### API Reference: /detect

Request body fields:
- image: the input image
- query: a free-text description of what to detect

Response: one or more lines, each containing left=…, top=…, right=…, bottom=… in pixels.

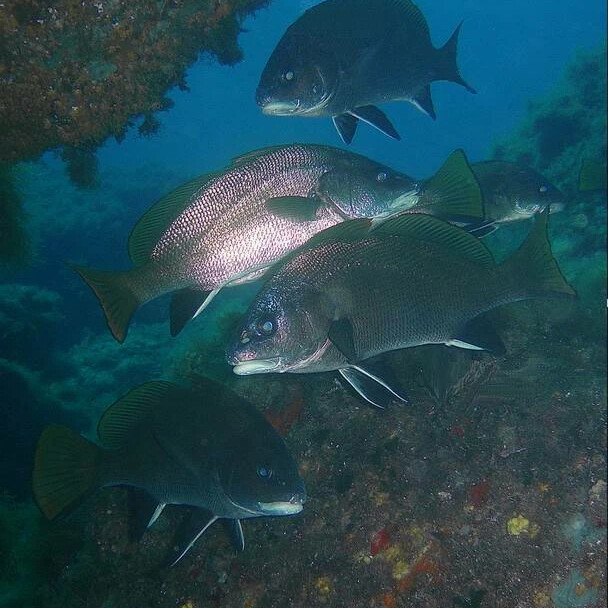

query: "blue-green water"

left=1, top=1, right=606, bottom=606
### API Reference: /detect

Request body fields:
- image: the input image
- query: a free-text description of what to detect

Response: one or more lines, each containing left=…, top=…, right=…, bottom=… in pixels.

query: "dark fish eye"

left=257, top=466, right=273, bottom=479
left=376, top=171, right=389, bottom=182
left=257, top=318, right=275, bottom=336
left=539, top=185, right=548, bottom=193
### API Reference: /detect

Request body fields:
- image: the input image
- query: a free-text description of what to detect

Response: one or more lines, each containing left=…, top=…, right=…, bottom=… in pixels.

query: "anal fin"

left=127, top=488, right=166, bottom=542
left=170, top=287, right=220, bottom=337
left=446, top=317, right=505, bottom=356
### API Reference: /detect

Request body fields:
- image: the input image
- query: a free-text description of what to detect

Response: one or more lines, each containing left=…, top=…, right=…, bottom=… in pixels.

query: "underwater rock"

left=493, top=47, right=606, bottom=197
left=0, top=0, right=269, bottom=165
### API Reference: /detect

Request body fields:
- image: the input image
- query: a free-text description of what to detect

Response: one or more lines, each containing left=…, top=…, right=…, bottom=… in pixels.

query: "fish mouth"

left=233, top=359, right=281, bottom=375
left=257, top=499, right=304, bottom=516
left=261, top=100, right=301, bottom=115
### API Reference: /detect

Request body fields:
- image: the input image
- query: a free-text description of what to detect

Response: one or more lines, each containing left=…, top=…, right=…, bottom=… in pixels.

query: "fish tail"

left=437, top=21, right=476, bottom=94
left=33, top=425, right=102, bottom=520
left=71, top=264, right=142, bottom=343
left=420, top=149, right=484, bottom=222
left=500, top=210, right=576, bottom=299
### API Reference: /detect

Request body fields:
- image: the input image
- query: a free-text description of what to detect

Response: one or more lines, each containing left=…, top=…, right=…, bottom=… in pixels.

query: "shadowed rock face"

left=0, top=0, right=269, bottom=165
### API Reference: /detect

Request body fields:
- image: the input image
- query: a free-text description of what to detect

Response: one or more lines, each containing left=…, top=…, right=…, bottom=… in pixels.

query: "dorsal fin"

left=230, top=145, right=287, bottom=166
left=97, top=381, right=178, bottom=448
left=128, top=173, right=220, bottom=266
left=371, top=213, right=494, bottom=267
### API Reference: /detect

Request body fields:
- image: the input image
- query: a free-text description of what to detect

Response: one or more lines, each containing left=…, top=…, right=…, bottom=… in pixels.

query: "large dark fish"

left=32, top=379, right=305, bottom=565
left=226, top=211, right=575, bottom=407
left=467, top=161, right=565, bottom=234
left=73, top=144, right=482, bottom=342
left=256, top=0, right=475, bottom=143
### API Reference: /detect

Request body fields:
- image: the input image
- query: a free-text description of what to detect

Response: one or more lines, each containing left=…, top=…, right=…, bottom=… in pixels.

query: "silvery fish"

left=467, top=161, right=565, bottom=235
left=227, top=211, right=575, bottom=407
left=73, top=144, right=482, bottom=342
left=256, top=0, right=475, bottom=143
left=33, top=379, right=305, bottom=566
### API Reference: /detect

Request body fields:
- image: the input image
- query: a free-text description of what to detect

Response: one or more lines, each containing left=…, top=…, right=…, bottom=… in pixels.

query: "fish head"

left=513, top=174, right=566, bottom=217
left=495, top=164, right=566, bottom=219
left=227, top=280, right=331, bottom=375
left=216, top=419, right=306, bottom=517
left=256, top=34, right=338, bottom=117
left=317, top=162, right=418, bottom=218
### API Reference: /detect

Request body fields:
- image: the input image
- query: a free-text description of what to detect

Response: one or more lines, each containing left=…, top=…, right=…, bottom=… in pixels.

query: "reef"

left=493, top=46, right=607, bottom=197
left=0, top=0, right=269, bottom=164
left=0, top=0, right=269, bottom=262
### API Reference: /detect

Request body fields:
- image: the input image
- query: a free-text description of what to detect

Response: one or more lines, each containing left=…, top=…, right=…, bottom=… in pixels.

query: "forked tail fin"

left=71, top=264, right=141, bottom=343
left=437, top=21, right=476, bottom=94
left=33, top=425, right=102, bottom=520
left=500, top=210, right=576, bottom=299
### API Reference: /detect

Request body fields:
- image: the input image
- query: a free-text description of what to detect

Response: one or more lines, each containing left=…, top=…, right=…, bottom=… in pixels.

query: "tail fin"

left=500, top=210, right=576, bottom=298
left=420, top=149, right=484, bottom=222
left=71, top=264, right=140, bottom=343
left=33, top=425, right=101, bottom=520
left=437, top=21, right=476, bottom=94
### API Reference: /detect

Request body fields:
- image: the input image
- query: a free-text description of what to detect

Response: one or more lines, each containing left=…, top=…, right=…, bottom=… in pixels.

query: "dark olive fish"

left=467, top=161, right=565, bottom=234
left=33, top=379, right=305, bottom=565
left=256, top=0, right=475, bottom=143
left=227, top=211, right=575, bottom=407
left=73, top=144, right=482, bottom=342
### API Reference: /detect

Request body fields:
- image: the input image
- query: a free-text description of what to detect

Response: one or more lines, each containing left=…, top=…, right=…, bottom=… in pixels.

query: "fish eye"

left=376, top=171, right=389, bottom=182
left=257, top=466, right=273, bottom=479
left=283, top=70, right=295, bottom=81
left=539, top=185, right=548, bottom=193
left=257, top=318, right=276, bottom=336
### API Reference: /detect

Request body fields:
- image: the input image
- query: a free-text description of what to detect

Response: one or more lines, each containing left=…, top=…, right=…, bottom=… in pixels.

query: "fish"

left=256, top=0, right=475, bottom=143
left=72, top=144, right=483, bottom=342
left=226, top=211, right=575, bottom=408
left=32, top=378, right=305, bottom=565
left=465, top=161, right=566, bottom=235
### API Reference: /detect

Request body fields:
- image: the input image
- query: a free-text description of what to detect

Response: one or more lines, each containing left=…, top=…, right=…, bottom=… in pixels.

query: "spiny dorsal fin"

left=97, top=381, right=179, bottom=449
left=128, top=173, right=220, bottom=266
left=370, top=213, right=494, bottom=267
left=230, top=145, right=288, bottom=166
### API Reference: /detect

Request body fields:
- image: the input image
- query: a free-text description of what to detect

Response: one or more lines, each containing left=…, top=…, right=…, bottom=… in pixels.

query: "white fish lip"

left=257, top=501, right=304, bottom=516
left=261, top=100, right=300, bottom=115
left=233, top=359, right=280, bottom=375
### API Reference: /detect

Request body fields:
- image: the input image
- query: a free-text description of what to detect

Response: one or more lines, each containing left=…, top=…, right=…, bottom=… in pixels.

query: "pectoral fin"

left=164, top=508, right=219, bottom=567
left=350, top=105, right=401, bottom=140
left=265, top=196, right=321, bottom=221
left=339, top=365, right=408, bottom=409
left=328, top=318, right=357, bottom=362
left=170, top=287, right=219, bottom=337
left=333, top=113, right=358, bottom=144
left=221, top=519, right=245, bottom=552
